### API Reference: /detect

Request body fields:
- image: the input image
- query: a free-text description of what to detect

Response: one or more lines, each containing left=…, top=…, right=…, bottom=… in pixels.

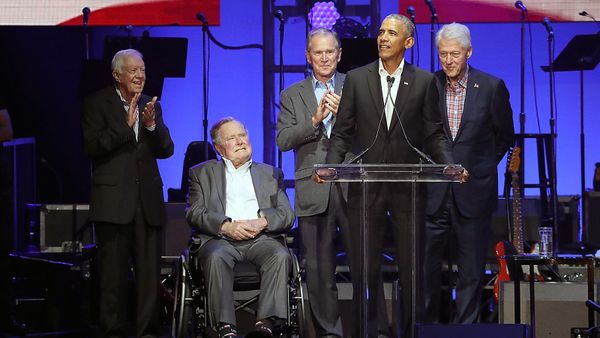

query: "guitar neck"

left=511, top=178, right=524, bottom=254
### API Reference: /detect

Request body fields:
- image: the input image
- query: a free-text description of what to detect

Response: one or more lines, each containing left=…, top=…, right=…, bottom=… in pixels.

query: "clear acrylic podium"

left=314, top=163, right=464, bottom=338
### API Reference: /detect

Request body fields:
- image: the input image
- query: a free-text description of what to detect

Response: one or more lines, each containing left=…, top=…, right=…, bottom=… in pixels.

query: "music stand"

left=315, top=163, right=464, bottom=338
left=542, top=33, right=600, bottom=244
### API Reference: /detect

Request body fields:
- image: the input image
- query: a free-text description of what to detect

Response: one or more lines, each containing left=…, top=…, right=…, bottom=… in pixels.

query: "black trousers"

left=95, top=206, right=161, bottom=338
left=299, top=184, right=351, bottom=337
left=423, top=190, right=491, bottom=324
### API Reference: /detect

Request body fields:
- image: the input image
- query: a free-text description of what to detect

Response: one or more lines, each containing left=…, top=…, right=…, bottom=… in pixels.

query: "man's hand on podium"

left=443, top=165, right=470, bottom=183
left=312, top=168, right=337, bottom=184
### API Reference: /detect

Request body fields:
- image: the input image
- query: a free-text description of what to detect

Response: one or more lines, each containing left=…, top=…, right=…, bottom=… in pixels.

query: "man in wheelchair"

left=185, top=117, right=295, bottom=338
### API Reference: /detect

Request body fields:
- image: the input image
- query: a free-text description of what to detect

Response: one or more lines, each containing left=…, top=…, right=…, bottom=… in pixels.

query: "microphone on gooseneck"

left=274, top=9, right=284, bottom=22
left=407, top=6, right=416, bottom=22
left=542, top=17, right=554, bottom=35
left=387, top=76, right=437, bottom=164
left=344, top=77, right=395, bottom=164
left=425, top=0, right=437, bottom=19
left=82, top=7, right=90, bottom=26
left=514, top=1, right=527, bottom=12
left=579, top=11, right=600, bottom=30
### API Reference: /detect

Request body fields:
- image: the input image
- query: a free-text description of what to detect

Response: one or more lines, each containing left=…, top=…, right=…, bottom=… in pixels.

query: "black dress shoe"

left=217, top=322, right=239, bottom=338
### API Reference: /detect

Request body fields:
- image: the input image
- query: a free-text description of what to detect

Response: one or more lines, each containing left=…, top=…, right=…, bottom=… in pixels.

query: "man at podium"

left=324, top=14, right=454, bottom=338
left=423, top=23, right=515, bottom=324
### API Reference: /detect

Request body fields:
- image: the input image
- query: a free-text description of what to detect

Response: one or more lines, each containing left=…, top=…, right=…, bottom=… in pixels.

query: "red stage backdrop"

left=399, top=0, right=600, bottom=23
left=0, top=0, right=220, bottom=26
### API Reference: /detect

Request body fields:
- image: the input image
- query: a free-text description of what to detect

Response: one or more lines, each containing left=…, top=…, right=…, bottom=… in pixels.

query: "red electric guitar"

left=494, top=147, right=523, bottom=301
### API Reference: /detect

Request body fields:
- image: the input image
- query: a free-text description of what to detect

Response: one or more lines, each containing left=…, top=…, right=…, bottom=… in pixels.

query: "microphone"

left=514, top=1, right=527, bottom=12
left=387, top=76, right=437, bottom=164
left=425, top=0, right=437, bottom=18
left=196, top=12, right=208, bottom=25
left=542, top=17, right=554, bottom=35
left=407, top=6, right=416, bottom=22
left=274, top=9, right=284, bottom=22
left=579, top=11, right=600, bottom=29
left=344, top=76, right=395, bottom=164
left=82, top=7, right=90, bottom=26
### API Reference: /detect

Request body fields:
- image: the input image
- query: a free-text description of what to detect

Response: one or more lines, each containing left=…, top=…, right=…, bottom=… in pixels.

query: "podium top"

left=541, top=33, right=600, bottom=72
left=314, top=163, right=464, bottom=183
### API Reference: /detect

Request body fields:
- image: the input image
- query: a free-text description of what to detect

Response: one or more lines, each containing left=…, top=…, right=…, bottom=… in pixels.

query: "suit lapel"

left=299, top=77, right=318, bottom=122
left=389, top=63, right=415, bottom=131
left=331, top=72, right=345, bottom=127
left=455, top=67, right=479, bottom=141
left=214, top=162, right=227, bottom=212
left=366, top=62, right=384, bottom=126
left=249, top=164, right=267, bottom=209
left=436, top=72, right=451, bottom=139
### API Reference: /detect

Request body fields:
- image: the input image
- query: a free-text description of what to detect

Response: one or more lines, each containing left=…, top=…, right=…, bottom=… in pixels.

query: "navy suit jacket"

left=426, top=66, right=515, bottom=218
left=326, top=60, right=452, bottom=208
left=82, top=85, right=174, bottom=225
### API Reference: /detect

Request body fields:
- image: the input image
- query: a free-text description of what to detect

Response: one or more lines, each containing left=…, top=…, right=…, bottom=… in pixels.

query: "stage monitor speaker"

left=415, top=324, right=530, bottom=338
left=499, top=281, right=597, bottom=338
left=584, top=191, right=600, bottom=246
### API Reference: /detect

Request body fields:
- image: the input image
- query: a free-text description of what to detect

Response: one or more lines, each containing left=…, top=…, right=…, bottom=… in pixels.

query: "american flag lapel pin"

left=474, top=83, right=479, bottom=88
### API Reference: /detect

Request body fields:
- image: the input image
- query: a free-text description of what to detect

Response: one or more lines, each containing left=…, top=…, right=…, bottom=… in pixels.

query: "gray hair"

left=383, top=14, right=415, bottom=38
left=111, top=49, right=143, bottom=74
left=210, top=116, right=247, bottom=145
left=436, top=22, right=472, bottom=50
left=306, top=28, right=341, bottom=51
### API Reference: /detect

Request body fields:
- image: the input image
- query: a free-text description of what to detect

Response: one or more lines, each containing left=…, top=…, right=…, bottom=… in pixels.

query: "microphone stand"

left=429, top=13, right=436, bottom=72
left=277, top=16, right=284, bottom=169
left=201, top=18, right=209, bottom=161
left=546, top=29, right=559, bottom=247
left=82, top=8, right=90, bottom=61
left=410, top=15, right=416, bottom=64
left=519, top=9, right=525, bottom=134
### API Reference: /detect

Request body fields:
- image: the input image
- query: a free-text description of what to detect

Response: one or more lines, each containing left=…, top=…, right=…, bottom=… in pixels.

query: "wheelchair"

left=171, top=240, right=305, bottom=338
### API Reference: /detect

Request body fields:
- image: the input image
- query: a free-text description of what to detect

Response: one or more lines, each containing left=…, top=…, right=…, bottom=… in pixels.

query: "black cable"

left=206, top=28, right=263, bottom=50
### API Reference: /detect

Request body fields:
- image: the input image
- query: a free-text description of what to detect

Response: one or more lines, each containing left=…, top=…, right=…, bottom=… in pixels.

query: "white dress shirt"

left=223, top=158, right=260, bottom=221
left=378, top=58, right=404, bottom=128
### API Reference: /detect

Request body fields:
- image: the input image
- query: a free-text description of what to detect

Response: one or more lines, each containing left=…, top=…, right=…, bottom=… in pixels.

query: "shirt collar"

left=378, top=58, right=405, bottom=78
left=223, top=157, right=252, bottom=174
left=312, top=73, right=335, bottom=90
left=447, top=64, right=469, bottom=89
left=115, top=87, right=131, bottom=107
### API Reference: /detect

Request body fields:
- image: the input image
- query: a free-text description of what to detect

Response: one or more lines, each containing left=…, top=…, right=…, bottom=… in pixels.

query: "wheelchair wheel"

left=287, top=249, right=306, bottom=338
left=171, top=254, right=198, bottom=338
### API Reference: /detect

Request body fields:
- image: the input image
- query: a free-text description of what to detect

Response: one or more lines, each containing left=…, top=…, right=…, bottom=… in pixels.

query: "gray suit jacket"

left=276, top=72, right=346, bottom=217
left=185, top=159, right=295, bottom=246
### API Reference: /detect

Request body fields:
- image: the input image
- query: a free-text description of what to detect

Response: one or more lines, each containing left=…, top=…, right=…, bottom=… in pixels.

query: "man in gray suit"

left=186, top=117, right=295, bottom=338
left=277, top=28, right=349, bottom=337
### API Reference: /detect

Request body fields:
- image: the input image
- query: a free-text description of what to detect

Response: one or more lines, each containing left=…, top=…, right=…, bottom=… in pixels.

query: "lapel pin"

left=403, top=81, right=409, bottom=85
left=474, top=83, right=479, bottom=88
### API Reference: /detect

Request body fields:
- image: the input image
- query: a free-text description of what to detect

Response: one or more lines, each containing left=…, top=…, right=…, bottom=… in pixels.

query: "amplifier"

left=499, top=281, right=598, bottom=338
left=26, top=204, right=94, bottom=252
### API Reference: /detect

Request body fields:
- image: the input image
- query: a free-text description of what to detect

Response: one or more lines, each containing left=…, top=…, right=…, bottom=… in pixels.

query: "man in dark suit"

left=277, top=28, right=349, bottom=338
left=81, top=49, right=174, bottom=338
left=323, top=14, right=457, bottom=337
left=186, top=117, right=295, bottom=338
left=423, top=23, right=515, bottom=324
